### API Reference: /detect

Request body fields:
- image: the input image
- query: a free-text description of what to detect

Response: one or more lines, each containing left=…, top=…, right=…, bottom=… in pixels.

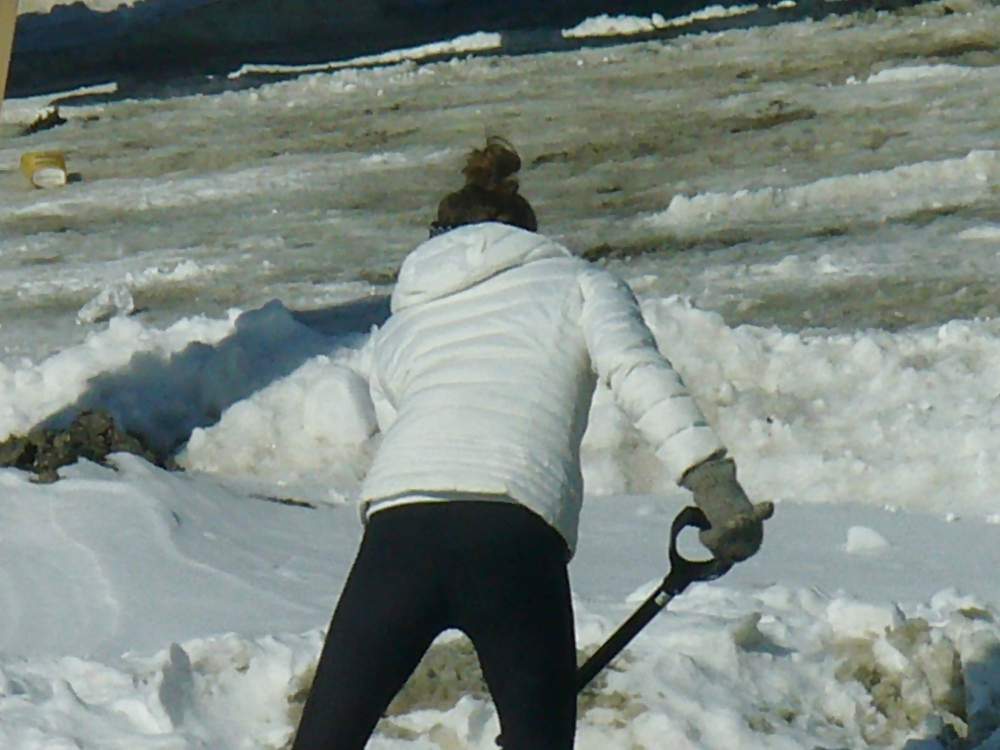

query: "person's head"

left=430, top=136, right=538, bottom=237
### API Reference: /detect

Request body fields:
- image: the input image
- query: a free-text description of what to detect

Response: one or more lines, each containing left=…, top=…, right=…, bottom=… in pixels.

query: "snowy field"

left=3, top=1, right=1000, bottom=748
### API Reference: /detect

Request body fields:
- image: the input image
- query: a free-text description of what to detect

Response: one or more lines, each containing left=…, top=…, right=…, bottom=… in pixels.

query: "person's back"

left=292, top=138, right=770, bottom=750
left=361, top=225, right=596, bottom=546
left=361, top=220, right=725, bottom=553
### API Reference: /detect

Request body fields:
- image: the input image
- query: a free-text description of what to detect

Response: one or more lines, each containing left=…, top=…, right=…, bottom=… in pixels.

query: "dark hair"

left=430, top=136, right=538, bottom=237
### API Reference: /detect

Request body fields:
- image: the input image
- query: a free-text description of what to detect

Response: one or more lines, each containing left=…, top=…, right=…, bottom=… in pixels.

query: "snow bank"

left=9, top=291, right=1000, bottom=521
left=642, top=297, right=1000, bottom=518
left=0, top=83, right=116, bottom=126
left=641, top=150, right=1000, bottom=241
left=562, top=4, right=761, bottom=38
left=0, top=313, right=234, bottom=440
left=228, top=33, right=502, bottom=80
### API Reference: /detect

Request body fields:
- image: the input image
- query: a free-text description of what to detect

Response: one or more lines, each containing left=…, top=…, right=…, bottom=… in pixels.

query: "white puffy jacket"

left=359, top=222, right=723, bottom=554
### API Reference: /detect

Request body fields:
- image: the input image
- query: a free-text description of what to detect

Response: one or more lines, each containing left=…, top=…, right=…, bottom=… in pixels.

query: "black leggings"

left=292, top=501, right=577, bottom=750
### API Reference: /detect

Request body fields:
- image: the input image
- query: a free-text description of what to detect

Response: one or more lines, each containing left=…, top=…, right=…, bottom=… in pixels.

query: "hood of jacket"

left=390, top=222, right=573, bottom=313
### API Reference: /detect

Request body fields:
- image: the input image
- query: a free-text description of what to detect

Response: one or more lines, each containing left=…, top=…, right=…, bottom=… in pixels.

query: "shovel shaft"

left=497, top=507, right=732, bottom=747
left=576, top=584, right=672, bottom=692
left=575, top=506, right=731, bottom=694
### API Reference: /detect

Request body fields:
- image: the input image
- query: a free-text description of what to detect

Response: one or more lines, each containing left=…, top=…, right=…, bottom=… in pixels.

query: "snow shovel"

left=496, top=507, right=735, bottom=747
left=575, top=505, right=733, bottom=692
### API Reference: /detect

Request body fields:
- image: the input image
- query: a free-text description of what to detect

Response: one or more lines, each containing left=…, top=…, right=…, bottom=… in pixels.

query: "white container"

left=20, top=150, right=68, bottom=188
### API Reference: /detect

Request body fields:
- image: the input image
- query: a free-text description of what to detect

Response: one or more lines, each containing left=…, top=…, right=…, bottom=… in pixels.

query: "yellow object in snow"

left=1, top=0, right=16, bottom=119
left=20, top=150, right=67, bottom=188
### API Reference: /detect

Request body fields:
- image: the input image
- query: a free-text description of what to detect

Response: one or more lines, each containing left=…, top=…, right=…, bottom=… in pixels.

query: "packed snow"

left=563, top=4, right=763, bottom=38
left=3, top=1, right=1000, bottom=748
left=18, top=0, right=138, bottom=13
left=227, top=34, right=505, bottom=82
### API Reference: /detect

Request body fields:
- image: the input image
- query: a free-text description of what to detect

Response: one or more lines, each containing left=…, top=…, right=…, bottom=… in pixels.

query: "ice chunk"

left=77, top=282, right=135, bottom=325
left=844, top=526, right=890, bottom=555
left=827, top=597, right=903, bottom=638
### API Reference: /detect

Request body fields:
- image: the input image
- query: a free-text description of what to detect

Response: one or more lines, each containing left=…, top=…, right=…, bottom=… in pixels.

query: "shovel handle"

left=498, top=507, right=733, bottom=746
left=575, top=507, right=730, bottom=693
left=665, top=506, right=732, bottom=593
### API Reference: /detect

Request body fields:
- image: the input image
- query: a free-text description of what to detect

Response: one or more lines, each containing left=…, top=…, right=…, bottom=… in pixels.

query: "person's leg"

left=292, top=509, right=446, bottom=750
left=449, top=504, right=577, bottom=750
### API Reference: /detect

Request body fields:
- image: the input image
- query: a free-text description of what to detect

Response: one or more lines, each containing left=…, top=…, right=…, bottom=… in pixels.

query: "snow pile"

left=643, top=297, right=1000, bottom=517
left=2, top=577, right=998, bottom=749
left=0, top=314, right=234, bottom=441
left=9, top=288, right=1000, bottom=518
left=0, top=631, right=322, bottom=750
left=576, top=587, right=1000, bottom=750
left=180, top=353, right=377, bottom=501
left=39, top=301, right=351, bottom=457
left=3, top=413, right=1000, bottom=749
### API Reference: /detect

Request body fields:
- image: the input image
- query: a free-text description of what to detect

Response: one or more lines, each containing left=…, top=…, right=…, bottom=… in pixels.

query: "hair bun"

left=431, top=136, right=537, bottom=234
left=461, top=136, right=523, bottom=193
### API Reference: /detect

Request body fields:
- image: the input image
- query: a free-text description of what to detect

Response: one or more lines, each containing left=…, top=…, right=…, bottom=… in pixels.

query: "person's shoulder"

left=575, top=261, right=639, bottom=304
left=575, top=258, right=625, bottom=283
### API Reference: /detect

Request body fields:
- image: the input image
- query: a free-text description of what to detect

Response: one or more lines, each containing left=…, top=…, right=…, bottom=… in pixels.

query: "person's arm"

left=579, top=267, right=722, bottom=481
left=358, top=328, right=397, bottom=432
left=578, top=267, right=771, bottom=562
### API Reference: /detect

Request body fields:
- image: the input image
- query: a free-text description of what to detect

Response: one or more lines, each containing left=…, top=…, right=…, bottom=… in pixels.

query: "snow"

left=227, top=33, right=504, bottom=81
left=844, top=525, right=891, bottom=555
left=865, top=63, right=980, bottom=85
left=562, top=4, right=763, bottom=38
left=3, top=1, right=1000, bottom=748
left=643, top=149, right=1000, bottom=238
left=18, top=0, right=136, bottom=13
left=562, top=13, right=669, bottom=39
left=960, top=226, right=1000, bottom=242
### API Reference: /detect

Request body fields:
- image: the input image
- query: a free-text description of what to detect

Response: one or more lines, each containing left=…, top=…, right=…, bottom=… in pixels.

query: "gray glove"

left=680, top=455, right=774, bottom=563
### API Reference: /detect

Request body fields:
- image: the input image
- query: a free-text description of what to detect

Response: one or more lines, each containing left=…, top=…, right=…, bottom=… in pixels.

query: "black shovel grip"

left=664, top=506, right=733, bottom=594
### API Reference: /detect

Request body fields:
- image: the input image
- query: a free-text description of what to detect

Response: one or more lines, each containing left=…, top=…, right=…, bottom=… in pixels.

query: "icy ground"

left=2, top=2, right=1000, bottom=748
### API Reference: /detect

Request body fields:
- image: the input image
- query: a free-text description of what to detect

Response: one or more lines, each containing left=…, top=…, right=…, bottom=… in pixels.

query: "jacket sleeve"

left=356, top=327, right=397, bottom=432
left=578, top=266, right=724, bottom=484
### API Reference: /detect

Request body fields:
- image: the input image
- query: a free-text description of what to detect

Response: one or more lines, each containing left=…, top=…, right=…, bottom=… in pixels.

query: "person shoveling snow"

left=291, top=137, right=773, bottom=749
